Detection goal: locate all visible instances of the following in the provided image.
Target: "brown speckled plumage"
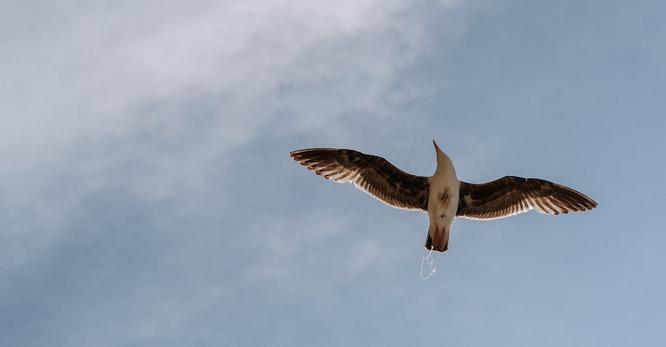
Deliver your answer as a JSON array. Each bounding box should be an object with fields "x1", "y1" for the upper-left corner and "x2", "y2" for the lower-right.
[
  {"x1": 437, "y1": 188, "x2": 450, "y2": 208},
  {"x1": 457, "y1": 176, "x2": 597, "y2": 220},
  {"x1": 289, "y1": 148, "x2": 430, "y2": 210}
]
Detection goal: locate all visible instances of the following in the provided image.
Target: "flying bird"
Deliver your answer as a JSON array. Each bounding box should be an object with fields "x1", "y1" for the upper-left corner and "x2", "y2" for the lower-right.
[{"x1": 289, "y1": 142, "x2": 597, "y2": 252}]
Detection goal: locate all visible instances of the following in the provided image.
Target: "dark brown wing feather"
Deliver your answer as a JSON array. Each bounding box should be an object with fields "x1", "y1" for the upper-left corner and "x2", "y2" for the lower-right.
[
  {"x1": 289, "y1": 148, "x2": 430, "y2": 211},
  {"x1": 456, "y1": 176, "x2": 597, "y2": 220}
]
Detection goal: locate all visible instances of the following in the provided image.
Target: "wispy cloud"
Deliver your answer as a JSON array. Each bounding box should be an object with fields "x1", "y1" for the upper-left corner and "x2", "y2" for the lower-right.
[
  {"x1": 0, "y1": 0, "x2": 440, "y2": 268},
  {"x1": 0, "y1": 0, "x2": 469, "y2": 344}
]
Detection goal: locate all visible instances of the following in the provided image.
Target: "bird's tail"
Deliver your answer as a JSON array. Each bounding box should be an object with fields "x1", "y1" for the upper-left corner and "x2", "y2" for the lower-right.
[{"x1": 425, "y1": 224, "x2": 449, "y2": 252}]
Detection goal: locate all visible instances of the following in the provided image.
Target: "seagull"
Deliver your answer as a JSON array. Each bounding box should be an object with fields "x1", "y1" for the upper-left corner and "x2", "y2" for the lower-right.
[{"x1": 289, "y1": 141, "x2": 597, "y2": 252}]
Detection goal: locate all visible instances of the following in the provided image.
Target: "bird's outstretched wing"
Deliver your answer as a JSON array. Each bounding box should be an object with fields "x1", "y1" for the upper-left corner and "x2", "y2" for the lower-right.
[
  {"x1": 289, "y1": 148, "x2": 430, "y2": 211},
  {"x1": 456, "y1": 176, "x2": 597, "y2": 220}
]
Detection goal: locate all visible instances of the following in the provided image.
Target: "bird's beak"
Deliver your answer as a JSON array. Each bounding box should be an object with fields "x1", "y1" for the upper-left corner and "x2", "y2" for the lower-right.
[{"x1": 432, "y1": 140, "x2": 442, "y2": 153}]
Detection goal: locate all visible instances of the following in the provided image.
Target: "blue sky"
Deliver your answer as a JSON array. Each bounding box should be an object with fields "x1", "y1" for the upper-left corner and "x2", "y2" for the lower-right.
[{"x1": 2, "y1": 0, "x2": 666, "y2": 346}]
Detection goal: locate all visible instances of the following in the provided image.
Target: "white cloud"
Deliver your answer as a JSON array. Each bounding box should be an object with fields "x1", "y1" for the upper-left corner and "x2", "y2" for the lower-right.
[
  {"x1": 0, "y1": 1, "x2": 473, "y2": 344},
  {"x1": 0, "y1": 0, "x2": 454, "y2": 272},
  {"x1": 1, "y1": 0, "x2": 418, "y2": 158}
]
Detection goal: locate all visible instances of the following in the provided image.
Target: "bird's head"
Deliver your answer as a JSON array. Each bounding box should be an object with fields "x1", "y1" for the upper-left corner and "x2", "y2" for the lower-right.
[
  {"x1": 432, "y1": 140, "x2": 443, "y2": 154},
  {"x1": 433, "y1": 140, "x2": 454, "y2": 172}
]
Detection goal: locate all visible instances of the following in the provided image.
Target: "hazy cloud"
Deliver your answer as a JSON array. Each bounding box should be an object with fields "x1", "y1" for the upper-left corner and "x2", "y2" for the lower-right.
[{"x1": 0, "y1": 1, "x2": 471, "y2": 345}]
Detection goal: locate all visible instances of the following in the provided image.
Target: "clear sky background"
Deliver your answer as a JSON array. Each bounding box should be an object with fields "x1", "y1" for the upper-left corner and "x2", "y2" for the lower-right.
[{"x1": 2, "y1": 0, "x2": 665, "y2": 346}]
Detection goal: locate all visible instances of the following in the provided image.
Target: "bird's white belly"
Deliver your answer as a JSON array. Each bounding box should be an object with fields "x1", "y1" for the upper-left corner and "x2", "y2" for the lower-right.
[{"x1": 428, "y1": 174, "x2": 459, "y2": 225}]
